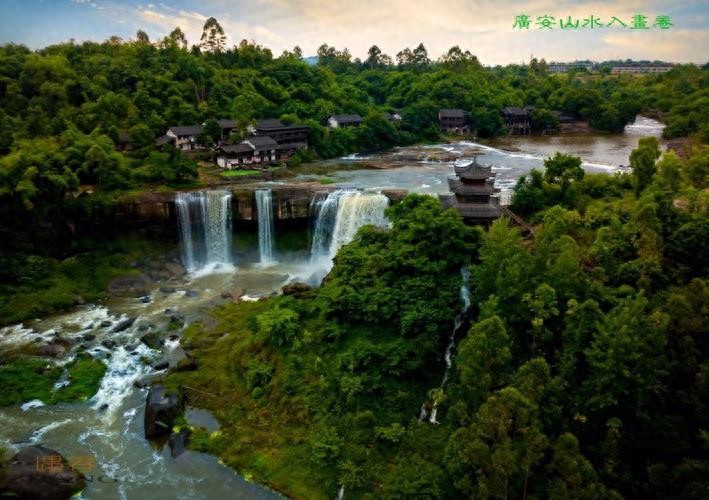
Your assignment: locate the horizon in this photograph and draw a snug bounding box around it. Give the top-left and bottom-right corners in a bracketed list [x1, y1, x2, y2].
[1, 0, 707, 65]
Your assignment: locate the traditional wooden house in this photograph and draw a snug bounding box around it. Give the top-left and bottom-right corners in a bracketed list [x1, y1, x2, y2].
[116, 131, 132, 151]
[383, 112, 402, 122]
[328, 114, 363, 128]
[216, 119, 238, 138]
[439, 109, 470, 133]
[254, 119, 309, 147]
[165, 125, 205, 150]
[216, 143, 255, 168]
[243, 136, 278, 164]
[502, 107, 532, 135]
[440, 156, 501, 226]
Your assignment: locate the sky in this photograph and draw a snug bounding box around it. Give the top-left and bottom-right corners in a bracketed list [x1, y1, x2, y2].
[0, 0, 707, 64]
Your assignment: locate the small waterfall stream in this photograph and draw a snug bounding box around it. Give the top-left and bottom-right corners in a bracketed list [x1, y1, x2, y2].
[419, 267, 471, 424]
[310, 190, 389, 261]
[175, 190, 233, 273]
[255, 189, 275, 265]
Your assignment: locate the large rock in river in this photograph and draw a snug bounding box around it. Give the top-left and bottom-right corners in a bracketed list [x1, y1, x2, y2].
[0, 445, 85, 500]
[144, 384, 182, 439]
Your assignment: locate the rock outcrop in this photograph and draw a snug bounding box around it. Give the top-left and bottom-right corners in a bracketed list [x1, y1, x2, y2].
[144, 384, 182, 439]
[0, 445, 85, 500]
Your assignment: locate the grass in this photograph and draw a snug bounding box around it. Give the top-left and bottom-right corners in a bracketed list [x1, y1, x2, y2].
[0, 236, 166, 326]
[0, 356, 106, 406]
[220, 169, 261, 178]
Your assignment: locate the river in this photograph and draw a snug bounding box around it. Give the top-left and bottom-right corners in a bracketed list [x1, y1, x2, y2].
[0, 116, 664, 499]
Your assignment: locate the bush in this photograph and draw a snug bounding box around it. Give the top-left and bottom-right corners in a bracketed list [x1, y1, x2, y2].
[256, 305, 300, 346]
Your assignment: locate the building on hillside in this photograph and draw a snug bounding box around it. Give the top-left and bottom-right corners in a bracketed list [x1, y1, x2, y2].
[216, 119, 238, 138]
[216, 144, 254, 168]
[253, 119, 309, 147]
[165, 125, 204, 151]
[502, 106, 532, 135]
[328, 114, 363, 128]
[439, 156, 501, 226]
[438, 109, 470, 133]
[116, 131, 132, 151]
[243, 136, 278, 164]
[383, 111, 402, 122]
[610, 65, 672, 75]
[548, 61, 594, 73]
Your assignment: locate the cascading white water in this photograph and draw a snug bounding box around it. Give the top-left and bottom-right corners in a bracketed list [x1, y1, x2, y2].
[255, 189, 275, 265]
[175, 191, 233, 272]
[420, 267, 471, 423]
[310, 190, 389, 260]
[309, 191, 344, 260]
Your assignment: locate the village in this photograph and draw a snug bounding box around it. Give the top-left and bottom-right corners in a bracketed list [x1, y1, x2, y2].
[144, 106, 584, 171]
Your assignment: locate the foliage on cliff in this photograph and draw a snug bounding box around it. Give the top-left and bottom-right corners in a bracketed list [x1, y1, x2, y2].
[166, 142, 707, 499]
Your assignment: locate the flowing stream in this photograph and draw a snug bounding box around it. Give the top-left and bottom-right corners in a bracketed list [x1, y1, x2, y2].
[419, 267, 471, 424]
[255, 189, 275, 266]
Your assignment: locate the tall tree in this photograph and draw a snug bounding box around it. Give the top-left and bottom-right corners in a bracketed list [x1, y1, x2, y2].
[630, 136, 661, 196]
[200, 17, 227, 53]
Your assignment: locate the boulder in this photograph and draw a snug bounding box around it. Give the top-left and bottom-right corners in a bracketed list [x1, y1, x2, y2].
[111, 317, 135, 333]
[0, 445, 85, 500]
[152, 360, 169, 371]
[159, 287, 177, 295]
[82, 334, 96, 341]
[184, 289, 199, 298]
[100, 320, 112, 328]
[282, 282, 313, 296]
[38, 342, 67, 358]
[168, 429, 190, 458]
[106, 274, 152, 297]
[164, 262, 185, 277]
[144, 384, 181, 439]
[139, 296, 151, 304]
[140, 332, 163, 350]
[101, 339, 115, 349]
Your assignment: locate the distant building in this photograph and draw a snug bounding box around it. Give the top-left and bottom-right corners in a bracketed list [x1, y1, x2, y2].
[116, 131, 132, 151]
[439, 109, 470, 134]
[502, 106, 532, 135]
[611, 65, 672, 74]
[383, 112, 402, 122]
[165, 125, 205, 151]
[328, 114, 363, 128]
[548, 62, 594, 73]
[440, 156, 501, 226]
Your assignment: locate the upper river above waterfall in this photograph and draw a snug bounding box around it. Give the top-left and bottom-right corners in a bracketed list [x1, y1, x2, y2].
[291, 116, 665, 204]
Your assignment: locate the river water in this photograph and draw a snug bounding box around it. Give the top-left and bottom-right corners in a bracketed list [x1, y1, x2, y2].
[300, 116, 665, 204]
[0, 116, 664, 499]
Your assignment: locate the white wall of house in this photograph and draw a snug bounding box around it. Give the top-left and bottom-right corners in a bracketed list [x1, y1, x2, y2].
[328, 117, 339, 128]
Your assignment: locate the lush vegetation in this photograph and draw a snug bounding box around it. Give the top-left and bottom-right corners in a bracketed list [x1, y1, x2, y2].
[0, 356, 106, 406]
[164, 137, 707, 499]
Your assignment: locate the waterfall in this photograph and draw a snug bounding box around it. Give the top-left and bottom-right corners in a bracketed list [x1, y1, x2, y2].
[175, 190, 233, 273]
[310, 190, 389, 260]
[420, 267, 471, 423]
[255, 189, 275, 265]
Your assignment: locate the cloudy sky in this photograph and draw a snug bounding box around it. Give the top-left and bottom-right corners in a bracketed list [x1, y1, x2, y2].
[1, 0, 707, 64]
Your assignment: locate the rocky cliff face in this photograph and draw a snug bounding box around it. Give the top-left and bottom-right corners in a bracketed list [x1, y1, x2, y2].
[115, 184, 404, 229]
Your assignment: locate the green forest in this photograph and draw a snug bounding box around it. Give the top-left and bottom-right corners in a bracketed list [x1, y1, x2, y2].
[165, 139, 708, 499]
[0, 16, 708, 500]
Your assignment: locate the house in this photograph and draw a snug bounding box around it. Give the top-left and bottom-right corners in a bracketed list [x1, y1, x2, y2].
[165, 125, 205, 151]
[439, 109, 470, 133]
[216, 119, 238, 138]
[216, 143, 254, 168]
[116, 131, 132, 151]
[253, 119, 309, 147]
[383, 112, 402, 122]
[328, 114, 363, 128]
[439, 156, 501, 227]
[610, 65, 672, 75]
[155, 134, 174, 149]
[502, 107, 532, 135]
[243, 136, 278, 164]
